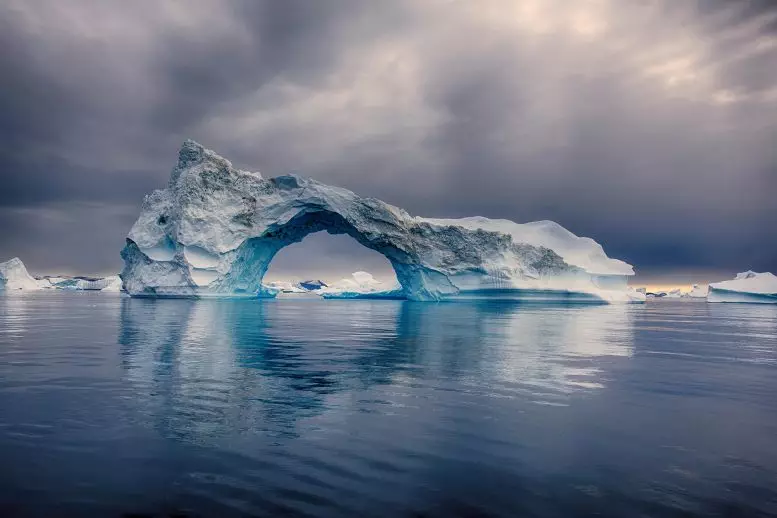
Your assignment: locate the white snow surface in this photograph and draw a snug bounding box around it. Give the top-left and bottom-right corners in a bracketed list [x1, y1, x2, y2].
[421, 217, 634, 276]
[0, 258, 41, 291]
[708, 271, 777, 303]
[121, 140, 644, 303]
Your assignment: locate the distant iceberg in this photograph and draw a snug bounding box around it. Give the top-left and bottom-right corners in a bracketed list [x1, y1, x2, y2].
[0, 257, 41, 291]
[687, 284, 708, 298]
[51, 275, 123, 292]
[120, 140, 645, 303]
[708, 271, 777, 304]
[320, 272, 404, 299]
[664, 288, 683, 299]
[265, 280, 307, 294]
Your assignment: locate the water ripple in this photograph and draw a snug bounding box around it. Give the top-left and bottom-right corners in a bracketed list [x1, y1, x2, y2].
[1, 293, 776, 516]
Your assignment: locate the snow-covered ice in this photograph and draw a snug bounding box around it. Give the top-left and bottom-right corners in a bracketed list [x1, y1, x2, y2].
[266, 281, 306, 294]
[120, 140, 645, 303]
[708, 271, 777, 304]
[319, 271, 403, 299]
[0, 258, 41, 291]
[51, 275, 123, 291]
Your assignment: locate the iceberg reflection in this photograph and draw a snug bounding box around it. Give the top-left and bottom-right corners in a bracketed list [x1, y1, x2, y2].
[118, 299, 635, 440]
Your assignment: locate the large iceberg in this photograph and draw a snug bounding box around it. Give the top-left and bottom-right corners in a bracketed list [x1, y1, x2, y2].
[120, 140, 645, 303]
[0, 257, 42, 291]
[708, 271, 777, 304]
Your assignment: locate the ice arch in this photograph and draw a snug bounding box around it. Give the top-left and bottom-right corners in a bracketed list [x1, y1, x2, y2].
[120, 141, 643, 302]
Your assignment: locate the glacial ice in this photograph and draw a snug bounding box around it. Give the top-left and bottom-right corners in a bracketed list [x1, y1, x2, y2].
[687, 284, 708, 298]
[51, 275, 123, 291]
[664, 288, 683, 299]
[266, 280, 307, 294]
[120, 140, 645, 303]
[708, 271, 777, 304]
[319, 271, 404, 299]
[0, 258, 41, 291]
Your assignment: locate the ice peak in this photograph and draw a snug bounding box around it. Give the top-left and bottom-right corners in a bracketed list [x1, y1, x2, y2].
[176, 139, 206, 170]
[169, 139, 252, 186]
[0, 257, 41, 290]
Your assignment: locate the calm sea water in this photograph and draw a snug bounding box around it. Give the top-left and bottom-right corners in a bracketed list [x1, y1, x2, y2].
[1, 293, 776, 518]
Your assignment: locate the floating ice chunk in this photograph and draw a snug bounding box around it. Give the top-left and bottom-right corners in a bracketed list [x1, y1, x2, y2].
[687, 284, 708, 298]
[708, 271, 777, 304]
[664, 288, 683, 299]
[0, 258, 42, 291]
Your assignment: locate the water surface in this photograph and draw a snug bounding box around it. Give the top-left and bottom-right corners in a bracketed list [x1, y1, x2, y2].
[1, 293, 776, 517]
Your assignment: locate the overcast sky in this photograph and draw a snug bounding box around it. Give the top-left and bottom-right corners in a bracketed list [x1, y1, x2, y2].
[1, 0, 775, 283]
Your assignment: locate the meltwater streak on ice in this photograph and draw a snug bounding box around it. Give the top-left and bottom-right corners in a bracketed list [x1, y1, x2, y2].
[1, 293, 777, 517]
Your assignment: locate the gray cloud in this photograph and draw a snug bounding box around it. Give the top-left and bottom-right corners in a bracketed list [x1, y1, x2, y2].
[0, 0, 775, 281]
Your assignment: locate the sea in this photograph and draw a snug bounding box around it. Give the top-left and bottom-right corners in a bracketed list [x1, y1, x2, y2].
[1, 292, 776, 517]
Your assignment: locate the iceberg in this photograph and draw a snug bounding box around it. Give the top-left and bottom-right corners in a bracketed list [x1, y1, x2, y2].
[664, 288, 683, 299]
[266, 280, 307, 294]
[120, 140, 645, 303]
[687, 284, 708, 298]
[319, 271, 404, 299]
[0, 258, 42, 291]
[52, 275, 123, 291]
[708, 271, 777, 304]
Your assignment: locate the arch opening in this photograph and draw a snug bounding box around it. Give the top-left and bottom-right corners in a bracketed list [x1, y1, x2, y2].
[264, 231, 398, 293]
[212, 209, 413, 298]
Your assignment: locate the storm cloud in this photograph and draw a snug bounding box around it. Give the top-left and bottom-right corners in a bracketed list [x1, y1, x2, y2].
[0, 0, 775, 281]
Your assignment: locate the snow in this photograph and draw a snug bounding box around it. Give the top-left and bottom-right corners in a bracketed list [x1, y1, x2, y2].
[421, 217, 634, 276]
[708, 271, 777, 304]
[121, 140, 645, 303]
[0, 258, 41, 291]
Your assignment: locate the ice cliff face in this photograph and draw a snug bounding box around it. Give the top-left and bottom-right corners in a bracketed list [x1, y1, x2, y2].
[121, 141, 644, 303]
[0, 258, 41, 291]
[708, 271, 777, 304]
[53, 275, 123, 291]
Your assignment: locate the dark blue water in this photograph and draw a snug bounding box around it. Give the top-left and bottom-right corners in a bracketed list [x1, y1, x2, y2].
[1, 293, 776, 518]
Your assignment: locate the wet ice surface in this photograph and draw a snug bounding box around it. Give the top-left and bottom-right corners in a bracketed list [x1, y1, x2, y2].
[1, 293, 776, 517]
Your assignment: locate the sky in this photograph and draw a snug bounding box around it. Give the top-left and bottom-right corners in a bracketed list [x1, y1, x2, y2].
[0, 0, 775, 286]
